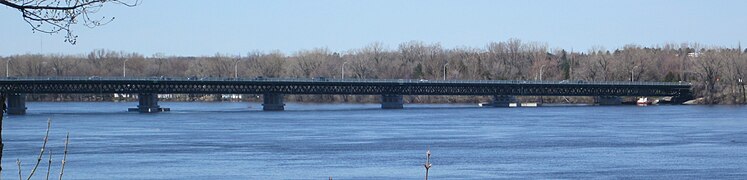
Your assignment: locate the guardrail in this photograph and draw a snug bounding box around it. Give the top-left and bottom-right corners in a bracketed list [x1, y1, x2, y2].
[0, 76, 691, 86]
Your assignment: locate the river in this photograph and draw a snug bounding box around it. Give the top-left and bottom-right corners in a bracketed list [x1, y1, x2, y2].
[2, 102, 746, 179]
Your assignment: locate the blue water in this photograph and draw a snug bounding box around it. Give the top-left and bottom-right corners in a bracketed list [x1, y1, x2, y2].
[2, 102, 746, 179]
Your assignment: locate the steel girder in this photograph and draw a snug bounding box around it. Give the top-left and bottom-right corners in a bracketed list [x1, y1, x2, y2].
[0, 79, 691, 97]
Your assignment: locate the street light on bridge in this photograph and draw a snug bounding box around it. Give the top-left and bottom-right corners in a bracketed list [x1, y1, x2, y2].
[443, 63, 449, 80]
[539, 64, 546, 81]
[5, 58, 10, 77]
[341, 61, 349, 79]
[234, 55, 241, 79]
[123, 58, 129, 77]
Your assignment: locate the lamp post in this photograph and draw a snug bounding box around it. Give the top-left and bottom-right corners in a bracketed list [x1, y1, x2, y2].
[537, 64, 547, 104]
[341, 61, 349, 79]
[5, 58, 10, 77]
[234, 55, 241, 79]
[122, 59, 129, 77]
[539, 64, 546, 81]
[234, 62, 239, 79]
[631, 65, 639, 82]
[443, 63, 449, 80]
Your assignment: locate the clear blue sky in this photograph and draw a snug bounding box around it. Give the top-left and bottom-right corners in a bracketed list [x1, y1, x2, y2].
[1, 0, 745, 56]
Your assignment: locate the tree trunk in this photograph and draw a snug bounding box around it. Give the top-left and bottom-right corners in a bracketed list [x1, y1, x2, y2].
[1, 93, 6, 173]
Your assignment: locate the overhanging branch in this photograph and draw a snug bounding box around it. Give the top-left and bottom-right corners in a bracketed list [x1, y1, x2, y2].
[0, 0, 139, 44]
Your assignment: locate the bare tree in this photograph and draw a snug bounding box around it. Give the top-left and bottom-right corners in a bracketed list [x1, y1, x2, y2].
[399, 41, 445, 79]
[585, 47, 611, 81]
[251, 51, 286, 78]
[0, 0, 138, 44]
[292, 49, 327, 78]
[692, 51, 725, 104]
[147, 53, 168, 76]
[347, 43, 392, 79]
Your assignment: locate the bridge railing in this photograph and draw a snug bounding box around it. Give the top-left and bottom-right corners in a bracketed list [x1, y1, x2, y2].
[0, 76, 691, 86]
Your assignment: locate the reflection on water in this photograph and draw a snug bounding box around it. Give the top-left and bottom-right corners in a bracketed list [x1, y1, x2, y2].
[3, 102, 747, 179]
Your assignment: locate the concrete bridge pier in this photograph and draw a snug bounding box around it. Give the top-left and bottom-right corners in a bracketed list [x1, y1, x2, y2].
[262, 93, 285, 111]
[6, 93, 27, 115]
[490, 95, 520, 107]
[129, 93, 170, 113]
[595, 96, 622, 105]
[381, 94, 404, 109]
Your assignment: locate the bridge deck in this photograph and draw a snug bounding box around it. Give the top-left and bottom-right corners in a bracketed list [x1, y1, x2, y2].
[0, 77, 691, 97]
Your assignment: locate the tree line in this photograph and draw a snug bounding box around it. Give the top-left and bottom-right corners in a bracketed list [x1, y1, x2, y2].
[2, 39, 746, 104]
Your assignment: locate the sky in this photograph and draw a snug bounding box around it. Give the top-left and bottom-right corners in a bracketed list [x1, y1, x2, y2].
[1, 0, 746, 56]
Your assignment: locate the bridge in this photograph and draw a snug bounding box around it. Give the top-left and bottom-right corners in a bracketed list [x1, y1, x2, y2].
[1, 77, 693, 115]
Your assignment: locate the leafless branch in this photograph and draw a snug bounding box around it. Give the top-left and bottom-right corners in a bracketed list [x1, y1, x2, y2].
[59, 132, 69, 180]
[46, 150, 52, 180]
[27, 119, 51, 180]
[16, 159, 22, 180]
[0, 0, 139, 44]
